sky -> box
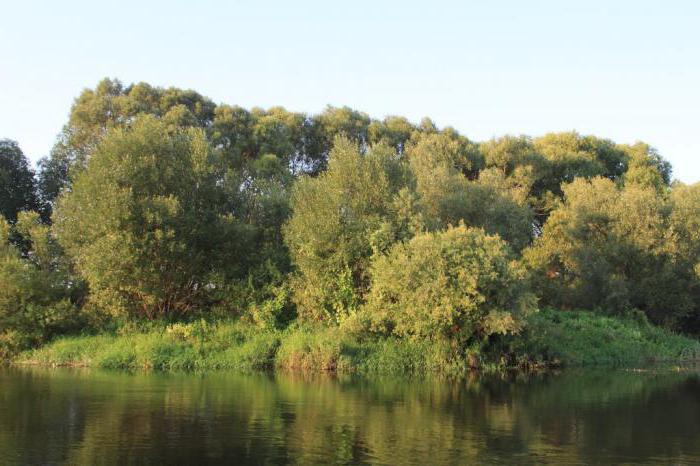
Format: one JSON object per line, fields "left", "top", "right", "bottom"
{"left": 1, "top": 0, "right": 699, "bottom": 182}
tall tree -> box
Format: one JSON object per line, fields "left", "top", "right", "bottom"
{"left": 284, "top": 137, "right": 409, "bottom": 322}
{"left": 0, "top": 140, "right": 38, "bottom": 222}
{"left": 54, "top": 116, "right": 248, "bottom": 319}
{"left": 524, "top": 177, "right": 695, "bottom": 329}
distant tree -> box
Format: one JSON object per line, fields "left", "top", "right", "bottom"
{"left": 305, "top": 106, "right": 372, "bottom": 170}
{"left": 249, "top": 107, "right": 306, "bottom": 171}
{"left": 39, "top": 79, "right": 218, "bottom": 196}
{"left": 480, "top": 135, "right": 549, "bottom": 208}
{"left": 479, "top": 132, "right": 669, "bottom": 227}
{"left": 666, "top": 182, "right": 700, "bottom": 332}
{"left": 368, "top": 116, "right": 416, "bottom": 153}
{"left": 0, "top": 139, "right": 38, "bottom": 222}
{"left": 621, "top": 142, "right": 672, "bottom": 191}
{"left": 408, "top": 133, "right": 533, "bottom": 251}
{"left": 533, "top": 132, "right": 617, "bottom": 190}
{"left": 407, "top": 130, "right": 483, "bottom": 179}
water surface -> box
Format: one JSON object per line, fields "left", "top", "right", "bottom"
{"left": 1, "top": 367, "right": 699, "bottom": 465}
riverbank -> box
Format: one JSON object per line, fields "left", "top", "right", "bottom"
{"left": 15, "top": 309, "right": 700, "bottom": 374}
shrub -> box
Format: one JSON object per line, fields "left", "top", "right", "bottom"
{"left": 363, "top": 223, "right": 536, "bottom": 345}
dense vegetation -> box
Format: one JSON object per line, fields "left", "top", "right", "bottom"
{"left": 1, "top": 78, "right": 699, "bottom": 369}
{"left": 19, "top": 309, "right": 700, "bottom": 372}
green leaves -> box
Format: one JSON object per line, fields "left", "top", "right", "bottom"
{"left": 363, "top": 223, "right": 535, "bottom": 343}
{"left": 284, "top": 137, "right": 399, "bottom": 321}
{"left": 0, "top": 213, "right": 84, "bottom": 357}
{"left": 0, "top": 139, "right": 39, "bottom": 222}
{"left": 53, "top": 116, "right": 242, "bottom": 319}
{"left": 525, "top": 177, "right": 700, "bottom": 331}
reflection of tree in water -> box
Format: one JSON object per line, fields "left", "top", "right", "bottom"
{"left": 0, "top": 368, "right": 698, "bottom": 465}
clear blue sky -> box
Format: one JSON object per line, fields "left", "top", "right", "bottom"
{"left": 2, "top": 0, "right": 699, "bottom": 182}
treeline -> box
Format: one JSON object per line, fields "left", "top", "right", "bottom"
{"left": 1, "top": 78, "right": 698, "bottom": 358}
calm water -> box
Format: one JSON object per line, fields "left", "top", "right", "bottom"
{"left": 1, "top": 367, "right": 699, "bottom": 465}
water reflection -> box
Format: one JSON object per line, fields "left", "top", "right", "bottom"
{"left": 0, "top": 367, "right": 698, "bottom": 465}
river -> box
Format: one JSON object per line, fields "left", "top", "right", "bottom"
{"left": 0, "top": 367, "right": 699, "bottom": 465}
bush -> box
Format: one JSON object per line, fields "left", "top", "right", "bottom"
{"left": 362, "top": 223, "right": 536, "bottom": 345}
{"left": 524, "top": 177, "right": 700, "bottom": 330}
{"left": 276, "top": 326, "right": 351, "bottom": 371}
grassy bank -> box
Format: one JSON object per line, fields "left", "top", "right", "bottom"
{"left": 15, "top": 309, "right": 700, "bottom": 374}
{"left": 495, "top": 309, "right": 700, "bottom": 367}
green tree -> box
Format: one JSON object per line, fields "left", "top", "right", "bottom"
{"left": 666, "top": 182, "right": 700, "bottom": 332}
{"left": 0, "top": 212, "right": 84, "bottom": 357}
{"left": 363, "top": 223, "right": 535, "bottom": 344}
{"left": 0, "top": 139, "right": 38, "bottom": 222}
{"left": 408, "top": 134, "right": 533, "bottom": 251}
{"left": 621, "top": 142, "right": 672, "bottom": 191}
{"left": 284, "top": 137, "right": 409, "bottom": 322}
{"left": 480, "top": 135, "right": 549, "bottom": 206}
{"left": 533, "top": 132, "right": 619, "bottom": 190}
{"left": 368, "top": 116, "right": 416, "bottom": 153}
{"left": 524, "top": 177, "right": 692, "bottom": 328}
{"left": 53, "top": 116, "right": 246, "bottom": 319}
{"left": 39, "top": 79, "right": 218, "bottom": 198}
{"left": 305, "top": 106, "right": 372, "bottom": 171}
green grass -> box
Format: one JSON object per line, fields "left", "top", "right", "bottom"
{"left": 499, "top": 308, "right": 700, "bottom": 367}
{"left": 15, "top": 309, "right": 700, "bottom": 373}
{"left": 18, "top": 321, "right": 282, "bottom": 371}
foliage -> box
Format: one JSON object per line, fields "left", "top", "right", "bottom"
{"left": 0, "top": 140, "right": 39, "bottom": 222}
{"left": 0, "top": 213, "right": 85, "bottom": 358}
{"left": 283, "top": 137, "right": 408, "bottom": 322}
{"left": 17, "top": 310, "right": 698, "bottom": 372}
{"left": 666, "top": 182, "right": 700, "bottom": 332}
{"left": 53, "top": 116, "right": 247, "bottom": 319}
{"left": 409, "top": 136, "right": 534, "bottom": 250}
{"left": 524, "top": 177, "right": 700, "bottom": 329}
{"left": 363, "top": 223, "right": 536, "bottom": 345}
{"left": 4, "top": 77, "right": 700, "bottom": 367}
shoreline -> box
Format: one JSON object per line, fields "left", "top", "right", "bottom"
{"left": 11, "top": 309, "right": 700, "bottom": 375}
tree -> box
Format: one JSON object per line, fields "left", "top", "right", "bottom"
{"left": 368, "top": 116, "right": 415, "bottom": 153}
{"left": 38, "top": 79, "right": 219, "bottom": 199}
{"left": 249, "top": 107, "right": 306, "bottom": 172}
{"left": 408, "top": 133, "right": 534, "bottom": 251}
{"left": 0, "top": 139, "right": 38, "bottom": 222}
{"left": 284, "top": 137, "right": 409, "bottom": 322}
{"left": 362, "top": 223, "right": 535, "bottom": 344}
{"left": 621, "top": 142, "right": 672, "bottom": 191}
{"left": 0, "top": 212, "right": 84, "bottom": 357}
{"left": 407, "top": 129, "right": 483, "bottom": 179}
{"left": 533, "top": 132, "right": 617, "bottom": 190}
{"left": 480, "top": 135, "right": 549, "bottom": 207}
{"left": 305, "top": 106, "right": 372, "bottom": 171}
{"left": 524, "top": 177, "right": 694, "bottom": 329}
{"left": 666, "top": 183, "right": 700, "bottom": 332}
{"left": 53, "top": 116, "right": 247, "bottom": 319}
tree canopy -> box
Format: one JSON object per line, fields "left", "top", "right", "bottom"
{"left": 0, "top": 139, "right": 39, "bottom": 222}
{"left": 1, "top": 78, "right": 698, "bottom": 359}
{"left": 53, "top": 116, "right": 247, "bottom": 318}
